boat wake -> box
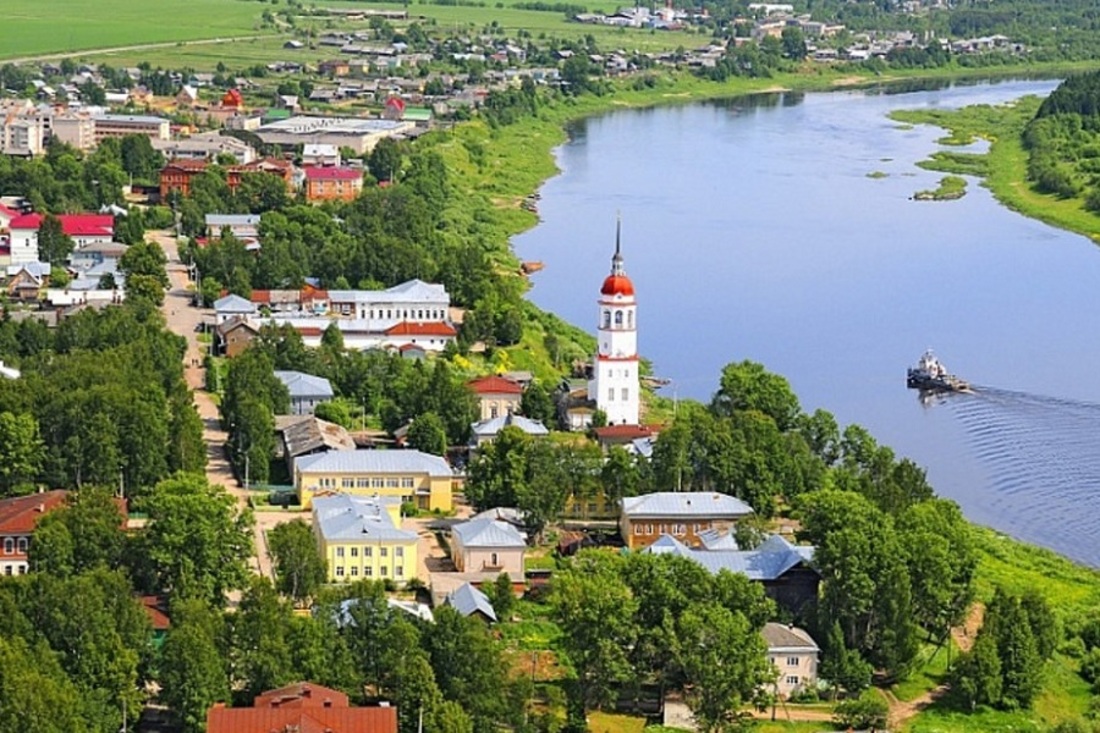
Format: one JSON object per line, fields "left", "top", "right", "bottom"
{"left": 936, "top": 385, "right": 1100, "bottom": 566}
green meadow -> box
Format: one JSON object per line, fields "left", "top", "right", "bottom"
{"left": 1, "top": 0, "right": 271, "bottom": 59}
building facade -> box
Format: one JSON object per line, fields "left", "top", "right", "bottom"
{"left": 467, "top": 375, "right": 523, "bottom": 420}
{"left": 763, "top": 623, "right": 820, "bottom": 699}
{"left": 619, "top": 492, "right": 754, "bottom": 550}
{"left": 450, "top": 518, "right": 526, "bottom": 576}
{"left": 312, "top": 494, "right": 418, "bottom": 585}
{"left": 295, "top": 449, "right": 453, "bottom": 510}
{"left": 93, "top": 114, "right": 171, "bottom": 143}
{"left": 588, "top": 220, "right": 640, "bottom": 426}
{"left": 303, "top": 166, "right": 363, "bottom": 202}
{"left": 0, "top": 490, "right": 69, "bottom": 575}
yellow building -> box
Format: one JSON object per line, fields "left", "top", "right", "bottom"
{"left": 311, "top": 493, "right": 419, "bottom": 585}
{"left": 295, "top": 449, "right": 453, "bottom": 511}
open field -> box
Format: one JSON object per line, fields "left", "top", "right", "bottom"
{"left": 0, "top": 0, "right": 270, "bottom": 60}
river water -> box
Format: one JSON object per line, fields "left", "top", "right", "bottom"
{"left": 513, "top": 78, "right": 1100, "bottom": 566}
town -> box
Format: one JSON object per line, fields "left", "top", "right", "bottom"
{"left": 1, "top": 1, "right": 1099, "bottom": 733}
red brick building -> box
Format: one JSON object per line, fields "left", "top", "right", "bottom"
{"left": 303, "top": 165, "right": 364, "bottom": 202}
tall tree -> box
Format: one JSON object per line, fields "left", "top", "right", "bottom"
{"left": 268, "top": 519, "right": 327, "bottom": 605}
{"left": 710, "top": 360, "right": 801, "bottom": 430}
{"left": 0, "top": 411, "right": 44, "bottom": 496}
{"left": 159, "top": 600, "right": 231, "bottom": 733}
{"left": 37, "top": 214, "right": 75, "bottom": 265}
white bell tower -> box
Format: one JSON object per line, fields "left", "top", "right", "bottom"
{"left": 588, "top": 218, "right": 640, "bottom": 426}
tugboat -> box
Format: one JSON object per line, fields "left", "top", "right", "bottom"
{"left": 906, "top": 350, "right": 971, "bottom": 393}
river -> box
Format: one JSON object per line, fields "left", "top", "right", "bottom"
{"left": 513, "top": 78, "right": 1100, "bottom": 567}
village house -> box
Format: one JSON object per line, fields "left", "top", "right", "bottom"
{"left": 213, "top": 293, "right": 258, "bottom": 325}
{"left": 302, "top": 143, "right": 341, "bottom": 167}
{"left": 312, "top": 493, "right": 418, "bottom": 584}
{"left": 274, "top": 370, "right": 335, "bottom": 415}
{"left": 295, "top": 449, "right": 453, "bottom": 511}
{"left": 646, "top": 533, "right": 820, "bottom": 615}
{"left": 274, "top": 414, "right": 355, "bottom": 477}
{"left": 467, "top": 375, "right": 523, "bottom": 420}
{"left": 619, "top": 491, "right": 754, "bottom": 550}
{"left": 762, "top": 623, "right": 820, "bottom": 699}
{"left": 469, "top": 412, "right": 549, "bottom": 448}
{"left": 0, "top": 490, "right": 69, "bottom": 575}
{"left": 214, "top": 316, "right": 260, "bottom": 358}
{"left": 205, "top": 214, "right": 261, "bottom": 241}
{"left": 207, "top": 682, "right": 398, "bottom": 733}
{"left": 444, "top": 582, "right": 498, "bottom": 623}
{"left": 450, "top": 517, "right": 526, "bottom": 576}
{"left": 92, "top": 114, "right": 170, "bottom": 143}
{"left": 302, "top": 165, "right": 364, "bottom": 202}
{"left": 8, "top": 212, "right": 114, "bottom": 265}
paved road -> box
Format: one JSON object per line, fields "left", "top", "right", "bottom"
{"left": 152, "top": 230, "right": 275, "bottom": 581}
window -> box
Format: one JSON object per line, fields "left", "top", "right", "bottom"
{"left": 645, "top": 524, "right": 653, "bottom": 534}
{"left": 365, "top": 567, "right": 373, "bottom": 577}
{"left": 3, "top": 566, "right": 9, "bottom": 575}
{"left": 336, "top": 547, "right": 345, "bottom": 558}
{"left": 17, "top": 538, "right": 27, "bottom": 553}
{"left": 491, "top": 552, "right": 499, "bottom": 566}
{"left": 602, "top": 310, "right": 611, "bottom": 328}
{"left": 615, "top": 310, "right": 623, "bottom": 326}
{"left": 401, "top": 478, "right": 415, "bottom": 488}
{"left": 5, "top": 538, "right": 14, "bottom": 554}
{"left": 357, "top": 478, "right": 370, "bottom": 488}
{"left": 621, "top": 388, "right": 629, "bottom": 401}
{"left": 380, "top": 547, "right": 388, "bottom": 557}
{"left": 633, "top": 525, "right": 642, "bottom": 535}
{"left": 336, "top": 566, "right": 345, "bottom": 577}
{"left": 396, "top": 566, "right": 403, "bottom": 577}
{"left": 350, "top": 566, "right": 359, "bottom": 576}
{"left": 395, "top": 547, "right": 403, "bottom": 557}
{"left": 381, "top": 566, "right": 388, "bottom": 576}
{"left": 365, "top": 547, "right": 372, "bottom": 557}
{"left": 787, "top": 657, "right": 800, "bottom": 667}
{"left": 786, "top": 676, "right": 799, "bottom": 686}
{"left": 627, "top": 311, "right": 633, "bottom": 328}
{"left": 372, "top": 478, "right": 384, "bottom": 488}
{"left": 342, "top": 478, "right": 354, "bottom": 488}
{"left": 490, "top": 405, "right": 499, "bottom": 418}
{"left": 608, "top": 388, "right": 614, "bottom": 401}
{"left": 350, "top": 547, "right": 359, "bottom": 557}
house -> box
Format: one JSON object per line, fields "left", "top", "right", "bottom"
{"left": 6, "top": 261, "right": 51, "bottom": 301}
{"left": 312, "top": 493, "right": 418, "bottom": 584}
{"left": 141, "top": 595, "right": 172, "bottom": 648}
{"left": 445, "top": 582, "right": 497, "bottom": 623}
{"left": 8, "top": 213, "right": 114, "bottom": 265}
{"left": 69, "top": 241, "right": 128, "bottom": 270}
{"left": 215, "top": 316, "right": 260, "bottom": 358}
{"left": 303, "top": 166, "right": 363, "bottom": 202}
{"left": 207, "top": 682, "right": 398, "bottom": 733}
{"left": 0, "top": 490, "right": 70, "bottom": 575}
{"left": 93, "top": 114, "right": 171, "bottom": 143}
{"left": 450, "top": 518, "right": 526, "bottom": 576}
{"left": 274, "top": 414, "right": 355, "bottom": 477}
{"left": 619, "top": 492, "right": 754, "bottom": 550}
{"left": 467, "top": 375, "right": 523, "bottom": 421}
{"left": 206, "top": 214, "right": 261, "bottom": 241}
{"left": 295, "top": 449, "right": 453, "bottom": 511}
{"left": 214, "top": 293, "right": 258, "bottom": 325}
{"left": 469, "top": 412, "right": 549, "bottom": 448}
{"left": 274, "top": 370, "right": 335, "bottom": 415}
{"left": 646, "top": 534, "right": 820, "bottom": 616}
{"left": 176, "top": 85, "right": 199, "bottom": 108}
{"left": 302, "top": 143, "right": 341, "bottom": 167}
{"left": 592, "top": 424, "right": 658, "bottom": 452}
{"left": 763, "top": 623, "right": 819, "bottom": 699}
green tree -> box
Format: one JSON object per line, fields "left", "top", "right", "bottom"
{"left": 423, "top": 606, "right": 513, "bottom": 727}
{"left": 29, "top": 487, "right": 125, "bottom": 575}
{"left": 0, "top": 637, "right": 89, "bottom": 733}
{"left": 818, "top": 620, "right": 872, "bottom": 696}
{"left": 137, "top": 473, "right": 254, "bottom": 604}
{"left": 897, "top": 499, "right": 976, "bottom": 638}
{"left": 118, "top": 239, "right": 170, "bottom": 290}
{"left": 368, "top": 137, "right": 403, "bottom": 182}
{"left": 833, "top": 690, "right": 888, "bottom": 731}
{"left": 231, "top": 579, "right": 296, "bottom": 701}
{"left": 269, "top": 519, "right": 327, "bottom": 605}
{"left": 550, "top": 552, "right": 638, "bottom": 712}
{"left": 408, "top": 411, "right": 449, "bottom": 456}
{"left": 677, "top": 602, "right": 771, "bottom": 733}
{"left": 488, "top": 571, "right": 515, "bottom": 619}
{"left": 710, "top": 360, "right": 801, "bottom": 430}
{"left": 0, "top": 411, "right": 44, "bottom": 495}
{"left": 37, "top": 214, "right": 75, "bottom": 265}
{"left": 520, "top": 380, "right": 555, "bottom": 424}
{"left": 159, "top": 600, "right": 230, "bottom": 733}
{"left": 952, "top": 628, "right": 1003, "bottom": 710}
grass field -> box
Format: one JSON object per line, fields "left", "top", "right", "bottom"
{"left": 1, "top": 0, "right": 271, "bottom": 60}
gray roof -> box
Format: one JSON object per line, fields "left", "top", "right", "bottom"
{"left": 698, "top": 528, "right": 739, "bottom": 551}
{"left": 275, "top": 415, "right": 355, "bottom": 458}
{"left": 762, "top": 623, "right": 819, "bottom": 652}
{"left": 274, "top": 370, "right": 334, "bottom": 400}
{"left": 452, "top": 518, "right": 526, "bottom": 549}
{"left": 296, "top": 449, "right": 452, "bottom": 477}
{"left": 94, "top": 113, "right": 168, "bottom": 124}
{"left": 205, "top": 214, "right": 261, "bottom": 227}
{"left": 327, "top": 279, "right": 448, "bottom": 305}
{"left": 622, "top": 492, "right": 754, "bottom": 520}
{"left": 214, "top": 293, "right": 257, "bottom": 314}
{"left": 312, "top": 493, "right": 417, "bottom": 542}
{"left": 470, "top": 413, "right": 549, "bottom": 438}
{"left": 645, "top": 534, "right": 815, "bottom": 581}
{"left": 445, "top": 582, "right": 497, "bottom": 622}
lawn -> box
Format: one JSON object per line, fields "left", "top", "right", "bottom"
{"left": 0, "top": 0, "right": 271, "bottom": 60}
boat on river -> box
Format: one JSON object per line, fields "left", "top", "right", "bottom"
{"left": 907, "top": 350, "right": 971, "bottom": 393}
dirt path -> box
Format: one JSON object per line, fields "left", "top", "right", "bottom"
{"left": 886, "top": 602, "right": 987, "bottom": 730}
{"left": 2, "top": 34, "right": 277, "bottom": 64}
{"left": 152, "top": 231, "right": 273, "bottom": 581}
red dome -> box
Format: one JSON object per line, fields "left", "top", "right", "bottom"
{"left": 601, "top": 274, "right": 635, "bottom": 297}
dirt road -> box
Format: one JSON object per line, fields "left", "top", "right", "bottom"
{"left": 152, "top": 230, "right": 274, "bottom": 580}
{"left": 2, "top": 34, "right": 276, "bottom": 65}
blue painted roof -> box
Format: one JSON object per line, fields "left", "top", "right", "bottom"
{"left": 452, "top": 518, "right": 526, "bottom": 548}
{"left": 297, "top": 449, "right": 452, "bottom": 477}
{"left": 622, "top": 492, "right": 754, "bottom": 519}
{"left": 645, "top": 533, "right": 815, "bottom": 581}
{"left": 445, "top": 582, "right": 497, "bottom": 622}
{"left": 312, "top": 493, "right": 416, "bottom": 543}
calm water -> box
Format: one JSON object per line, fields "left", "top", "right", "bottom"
{"left": 513, "top": 79, "right": 1100, "bottom": 566}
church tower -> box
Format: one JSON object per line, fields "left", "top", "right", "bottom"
{"left": 588, "top": 218, "right": 640, "bottom": 426}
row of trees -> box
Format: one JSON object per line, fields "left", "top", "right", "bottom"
{"left": 1023, "top": 71, "right": 1100, "bottom": 207}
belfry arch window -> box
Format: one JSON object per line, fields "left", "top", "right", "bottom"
{"left": 627, "top": 311, "right": 633, "bottom": 328}
{"left": 602, "top": 310, "right": 611, "bottom": 328}
{"left": 614, "top": 310, "right": 623, "bottom": 327}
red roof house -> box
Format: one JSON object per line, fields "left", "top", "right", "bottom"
{"left": 0, "top": 490, "right": 69, "bottom": 575}
{"left": 385, "top": 321, "right": 458, "bottom": 338}
{"left": 467, "top": 375, "right": 524, "bottom": 421}
{"left": 206, "top": 682, "right": 398, "bottom": 733}
{"left": 303, "top": 165, "right": 364, "bottom": 202}
{"left": 466, "top": 375, "right": 523, "bottom": 396}
{"left": 9, "top": 213, "right": 114, "bottom": 240}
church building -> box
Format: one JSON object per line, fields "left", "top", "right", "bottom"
{"left": 588, "top": 220, "right": 640, "bottom": 426}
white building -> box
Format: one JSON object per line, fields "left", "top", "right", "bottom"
{"left": 587, "top": 220, "right": 640, "bottom": 426}
{"left": 762, "top": 623, "right": 820, "bottom": 699}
